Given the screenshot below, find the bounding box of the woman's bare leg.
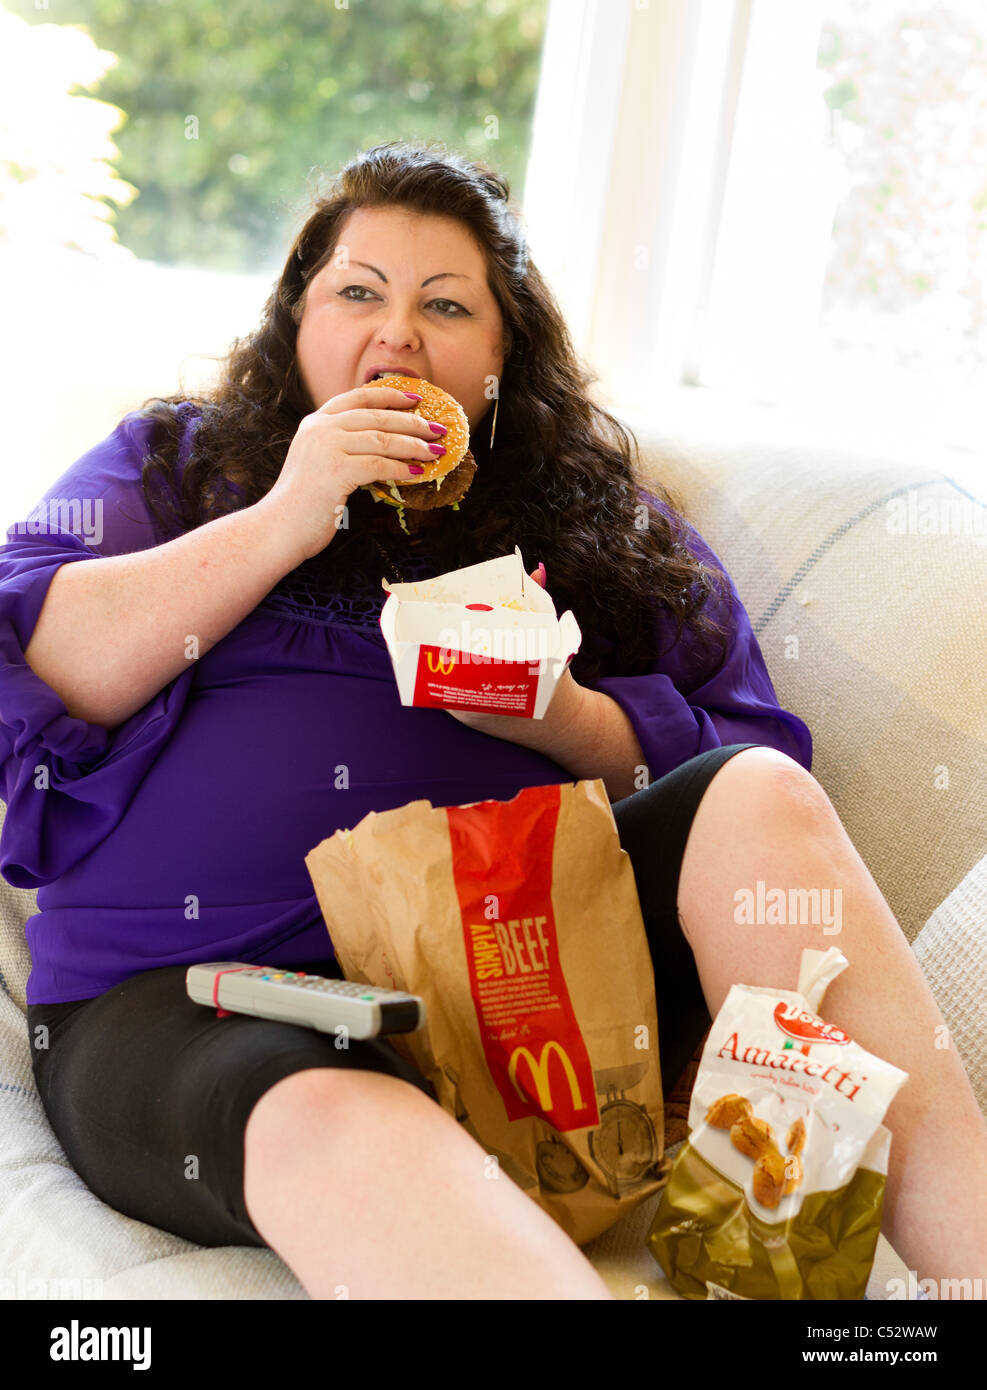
[242,1066,615,1300]
[676,747,987,1293]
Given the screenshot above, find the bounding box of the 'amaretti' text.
[717,1032,864,1099]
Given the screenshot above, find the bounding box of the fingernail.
[428,422,447,435]
[403,391,423,401]
[428,443,446,456]
[536,562,547,586]
[409,464,425,474]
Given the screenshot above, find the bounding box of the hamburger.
[361,372,476,535]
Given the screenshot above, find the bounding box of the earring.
[488,392,500,453]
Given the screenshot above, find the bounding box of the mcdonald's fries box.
[378,546,582,718]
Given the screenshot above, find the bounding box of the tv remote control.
[186,962,426,1039]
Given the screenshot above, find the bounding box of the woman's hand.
[444,567,591,754]
[263,384,445,561]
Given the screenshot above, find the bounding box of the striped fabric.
[911,851,987,1118]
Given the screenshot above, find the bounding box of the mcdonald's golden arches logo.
[508,1040,586,1112]
[426,651,456,675]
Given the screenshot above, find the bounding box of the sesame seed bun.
[362,373,474,513]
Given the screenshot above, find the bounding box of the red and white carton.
[378,546,582,718]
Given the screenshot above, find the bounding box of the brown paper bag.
[304,778,668,1246]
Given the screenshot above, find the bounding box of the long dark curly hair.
[135,139,734,686]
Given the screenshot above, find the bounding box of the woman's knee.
[243,1065,432,1173]
[677,749,835,920]
[704,746,834,828]
[241,1065,455,1239]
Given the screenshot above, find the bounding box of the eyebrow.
[347,261,472,287]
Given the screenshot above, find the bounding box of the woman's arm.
[444,512,812,791]
[23,491,313,730]
[446,667,643,802]
[536,685,646,801]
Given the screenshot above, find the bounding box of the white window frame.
[522,0,633,354]
[524,0,985,483]
[524,0,764,411]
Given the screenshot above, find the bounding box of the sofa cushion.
[0,903,308,1296]
[911,851,987,1120]
[0,811,32,1015]
[620,408,987,946]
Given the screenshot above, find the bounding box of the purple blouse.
[0,406,812,1004]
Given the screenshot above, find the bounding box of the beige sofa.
[2,403,985,1299]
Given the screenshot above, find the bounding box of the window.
[699,0,986,483]
[526,0,985,495]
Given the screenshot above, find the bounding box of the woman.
[2,142,984,1301]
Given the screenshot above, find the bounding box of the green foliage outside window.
[5,0,548,272]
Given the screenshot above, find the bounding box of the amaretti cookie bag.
[647,947,908,1299]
